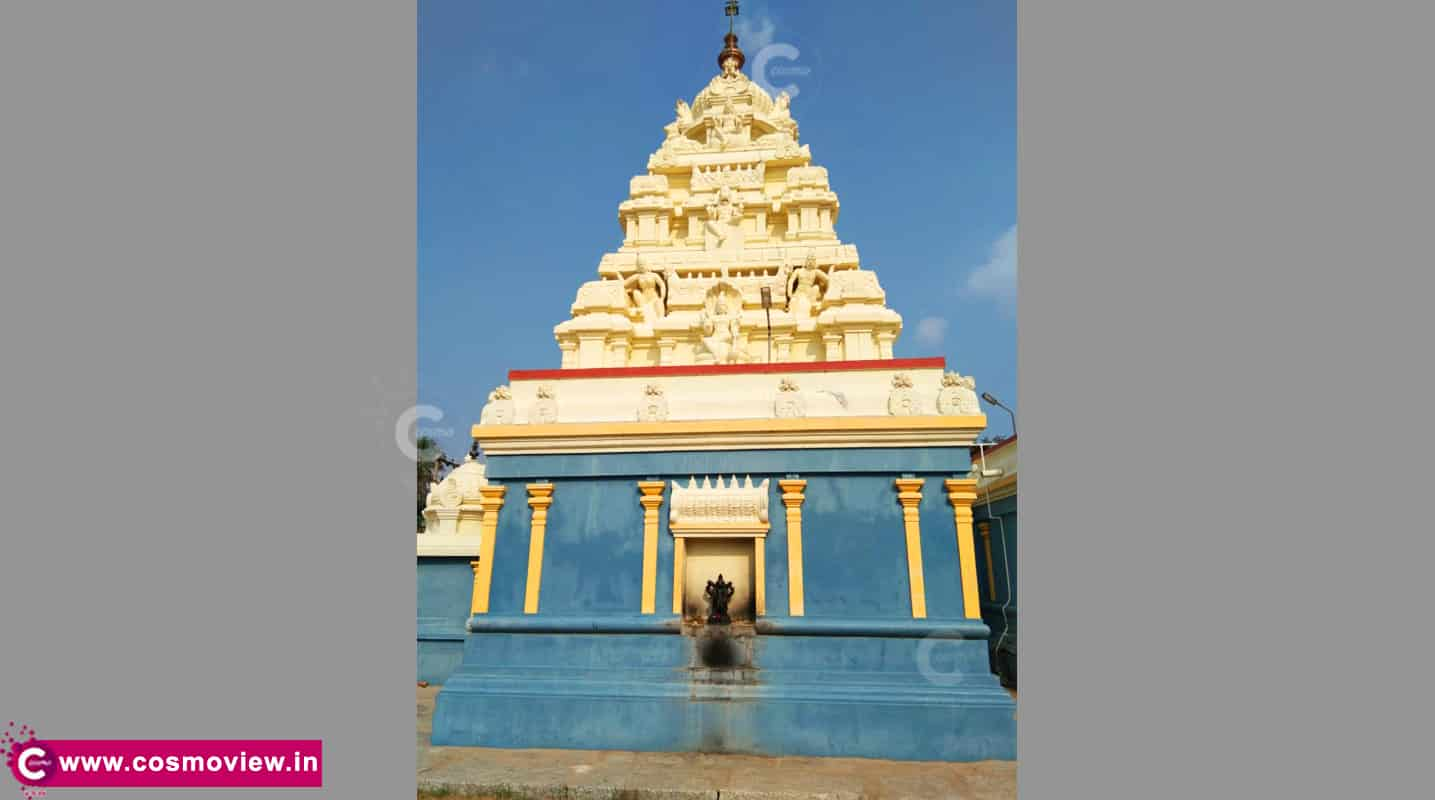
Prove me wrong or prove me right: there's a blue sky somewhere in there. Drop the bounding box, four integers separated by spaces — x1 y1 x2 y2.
419 0 1015 457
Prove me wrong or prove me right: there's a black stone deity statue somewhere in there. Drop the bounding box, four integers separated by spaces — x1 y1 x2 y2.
704 574 735 625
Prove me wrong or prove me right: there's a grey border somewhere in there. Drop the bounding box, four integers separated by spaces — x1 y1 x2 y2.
1022 0 1429 796
0 2 415 797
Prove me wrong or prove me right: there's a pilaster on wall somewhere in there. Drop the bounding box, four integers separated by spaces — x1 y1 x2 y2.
471 485 508 614
977 520 997 602
894 478 927 619
778 479 808 617
945 478 982 619
523 484 554 614
637 481 667 615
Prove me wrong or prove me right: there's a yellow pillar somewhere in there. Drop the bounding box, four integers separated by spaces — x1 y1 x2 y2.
637 481 666 615
778 479 807 616
468 559 482 616
672 537 686 616
894 478 927 619
471 484 507 614
945 478 982 619
523 483 554 614
754 537 766 617
977 519 997 602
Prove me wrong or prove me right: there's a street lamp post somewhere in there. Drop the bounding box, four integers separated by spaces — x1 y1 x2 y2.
981 391 1017 438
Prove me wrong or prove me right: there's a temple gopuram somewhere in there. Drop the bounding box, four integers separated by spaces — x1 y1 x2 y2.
421 8 1017 762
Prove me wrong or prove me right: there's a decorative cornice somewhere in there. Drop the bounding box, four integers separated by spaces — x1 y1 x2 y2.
510 357 945 383
473 415 986 455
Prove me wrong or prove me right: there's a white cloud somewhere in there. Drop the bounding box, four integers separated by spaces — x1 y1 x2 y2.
915 316 948 347
964 224 1017 314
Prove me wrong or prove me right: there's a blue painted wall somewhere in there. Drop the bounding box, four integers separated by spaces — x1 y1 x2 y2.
973 494 1017 608
430 445 1017 759
799 474 913 618
973 492 1016 685
478 447 975 623
417 556 474 684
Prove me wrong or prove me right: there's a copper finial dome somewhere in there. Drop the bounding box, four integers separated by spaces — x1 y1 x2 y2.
719 0 744 72
718 32 745 72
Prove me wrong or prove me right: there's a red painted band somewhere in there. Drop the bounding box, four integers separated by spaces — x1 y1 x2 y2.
509 357 946 382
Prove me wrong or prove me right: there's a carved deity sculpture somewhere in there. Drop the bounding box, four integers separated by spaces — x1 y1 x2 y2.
637 383 669 422
479 385 515 425
773 377 806 418
721 53 741 79
937 372 981 416
786 250 829 322
703 186 745 257
887 373 918 417
530 383 558 424
705 573 735 625
697 286 749 364
623 258 667 327
708 100 745 150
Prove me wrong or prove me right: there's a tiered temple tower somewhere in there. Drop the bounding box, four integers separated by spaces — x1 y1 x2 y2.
554 29 899 369
424 13 1016 762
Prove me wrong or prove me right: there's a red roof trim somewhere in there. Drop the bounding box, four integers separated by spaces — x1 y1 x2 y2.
509 357 946 382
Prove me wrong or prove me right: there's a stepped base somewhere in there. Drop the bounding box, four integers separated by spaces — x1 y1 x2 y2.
431 618 1016 762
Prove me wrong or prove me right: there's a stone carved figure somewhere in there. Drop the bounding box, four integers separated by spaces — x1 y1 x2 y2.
937 372 981 416
530 384 558 424
721 51 742 79
696 284 749 364
773 377 806 418
786 250 830 322
705 573 735 625
703 186 745 256
624 257 667 327
637 383 669 422
708 100 745 150
676 98 693 128
479 385 515 425
887 373 918 417
425 454 487 511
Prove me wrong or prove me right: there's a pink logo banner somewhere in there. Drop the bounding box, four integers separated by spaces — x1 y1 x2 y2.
7 739 322 790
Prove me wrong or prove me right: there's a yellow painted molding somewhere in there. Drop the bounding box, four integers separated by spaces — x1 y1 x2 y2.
523 483 554 615
976 472 1018 503
977 520 997 602
476 415 984 439
778 479 808 617
894 478 927 619
670 524 770 537
472 485 508 614
944 478 982 620
637 481 666 615
472 415 988 455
